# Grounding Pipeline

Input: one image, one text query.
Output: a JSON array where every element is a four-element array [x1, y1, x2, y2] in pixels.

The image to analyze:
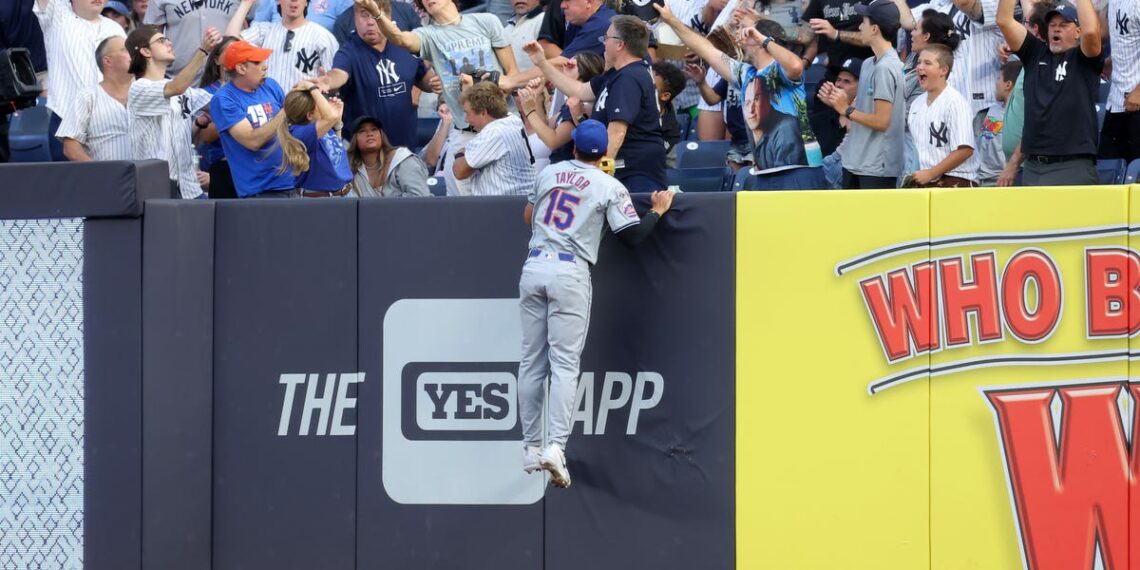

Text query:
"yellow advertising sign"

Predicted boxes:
[[738, 186, 1139, 570]]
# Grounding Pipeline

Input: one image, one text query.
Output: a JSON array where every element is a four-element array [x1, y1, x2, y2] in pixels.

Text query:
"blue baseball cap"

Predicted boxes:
[[102, 0, 131, 17], [1045, 2, 1078, 23], [571, 119, 608, 154], [854, 0, 900, 28]]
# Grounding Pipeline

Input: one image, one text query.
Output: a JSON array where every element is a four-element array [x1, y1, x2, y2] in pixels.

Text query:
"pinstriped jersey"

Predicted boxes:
[[241, 21, 338, 91], [1108, 0, 1140, 112], [920, 0, 1004, 114], [527, 160, 640, 265]]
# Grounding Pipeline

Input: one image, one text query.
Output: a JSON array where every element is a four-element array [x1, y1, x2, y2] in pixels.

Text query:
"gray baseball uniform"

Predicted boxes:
[[517, 160, 640, 451]]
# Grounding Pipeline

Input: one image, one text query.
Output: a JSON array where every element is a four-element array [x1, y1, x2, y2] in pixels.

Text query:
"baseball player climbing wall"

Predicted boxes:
[[737, 185, 1138, 570]]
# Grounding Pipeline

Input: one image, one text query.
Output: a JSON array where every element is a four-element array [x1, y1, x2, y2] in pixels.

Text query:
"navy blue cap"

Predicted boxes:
[[839, 57, 864, 79], [855, 0, 901, 28], [1045, 2, 1078, 23], [572, 119, 608, 154]]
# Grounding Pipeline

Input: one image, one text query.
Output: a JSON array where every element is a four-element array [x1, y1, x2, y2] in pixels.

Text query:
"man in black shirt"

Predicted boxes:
[[805, 0, 876, 155], [997, 0, 1103, 185]]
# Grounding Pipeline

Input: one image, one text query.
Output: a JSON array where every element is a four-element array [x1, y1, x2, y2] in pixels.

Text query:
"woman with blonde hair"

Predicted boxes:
[[347, 116, 430, 198], [277, 83, 354, 197]]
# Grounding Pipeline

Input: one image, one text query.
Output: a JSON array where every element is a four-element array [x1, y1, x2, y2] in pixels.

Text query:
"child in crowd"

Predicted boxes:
[[651, 61, 687, 167], [974, 60, 1022, 186], [277, 83, 354, 197], [905, 44, 977, 187]]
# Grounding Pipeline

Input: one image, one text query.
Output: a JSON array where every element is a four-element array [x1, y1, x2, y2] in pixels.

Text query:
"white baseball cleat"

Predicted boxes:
[[523, 445, 543, 474], [540, 443, 571, 488]]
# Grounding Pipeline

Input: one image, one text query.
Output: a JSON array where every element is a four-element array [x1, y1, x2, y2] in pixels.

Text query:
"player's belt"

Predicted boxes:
[[528, 248, 575, 262]]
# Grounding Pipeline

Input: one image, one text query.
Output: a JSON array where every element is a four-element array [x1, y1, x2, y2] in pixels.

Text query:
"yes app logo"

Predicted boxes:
[[382, 299, 544, 505]]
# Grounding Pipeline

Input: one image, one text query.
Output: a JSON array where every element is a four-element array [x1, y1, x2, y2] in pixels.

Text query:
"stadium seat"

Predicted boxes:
[[1097, 104, 1106, 133], [427, 175, 446, 197], [674, 111, 693, 140], [676, 140, 733, 169], [666, 167, 729, 192], [1098, 79, 1109, 105], [803, 55, 826, 91], [1124, 159, 1140, 184], [416, 117, 440, 149], [1096, 158, 1125, 185], [8, 99, 52, 163]]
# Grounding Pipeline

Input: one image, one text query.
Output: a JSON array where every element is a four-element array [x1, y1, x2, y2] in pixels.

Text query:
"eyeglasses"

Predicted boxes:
[[597, 34, 622, 44], [149, 36, 172, 46], [284, 30, 295, 52]]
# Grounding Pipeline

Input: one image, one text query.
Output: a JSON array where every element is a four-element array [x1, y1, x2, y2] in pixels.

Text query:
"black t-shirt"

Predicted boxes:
[[1015, 33, 1104, 157], [537, 1, 567, 48], [661, 102, 680, 152], [590, 62, 666, 185], [802, 0, 873, 70]]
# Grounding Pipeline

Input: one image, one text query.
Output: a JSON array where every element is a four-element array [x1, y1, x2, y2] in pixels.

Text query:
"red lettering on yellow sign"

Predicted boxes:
[[986, 383, 1137, 570]]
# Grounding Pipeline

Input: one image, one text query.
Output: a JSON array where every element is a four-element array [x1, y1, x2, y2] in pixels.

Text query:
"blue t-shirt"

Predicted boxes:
[[558, 5, 615, 57], [210, 79, 296, 197], [332, 36, 427, 148], [589, 61, 666, 185], [712, 79, 749, 146], [291, 123, 354, 191]]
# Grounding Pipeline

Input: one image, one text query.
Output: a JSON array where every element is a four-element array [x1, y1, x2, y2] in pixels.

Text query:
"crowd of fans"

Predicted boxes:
[[1, 0, 1137, 195]]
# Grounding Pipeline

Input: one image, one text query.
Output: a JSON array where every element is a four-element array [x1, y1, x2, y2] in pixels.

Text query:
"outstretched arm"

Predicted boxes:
[[523, 41, 595, 101], [655, 3, 733, 81]]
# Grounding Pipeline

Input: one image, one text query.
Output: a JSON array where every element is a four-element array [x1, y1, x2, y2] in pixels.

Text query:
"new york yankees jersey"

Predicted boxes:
[[921, 0, 1004, 114], [33, 0, 126, 120], [242, 21, 339, 90], [465, 115, 536, 197], [907, 85, 979, 180], [129, 79, 212, 199], [56, 85, 132, 161], [528, 160, 640, 265], [1108, 0, 1140, 112]]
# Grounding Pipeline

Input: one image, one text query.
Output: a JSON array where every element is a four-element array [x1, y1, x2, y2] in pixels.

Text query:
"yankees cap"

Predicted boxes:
[[1044, 3, 1078, 23], [839, 57, 864, 79], [572, 119, 608, 154], [223, 41, 273, 71], [855, 0, 901, 28]]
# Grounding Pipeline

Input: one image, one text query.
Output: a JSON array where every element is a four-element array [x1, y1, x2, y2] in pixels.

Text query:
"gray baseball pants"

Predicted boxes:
[[517, 251, 592, 450]]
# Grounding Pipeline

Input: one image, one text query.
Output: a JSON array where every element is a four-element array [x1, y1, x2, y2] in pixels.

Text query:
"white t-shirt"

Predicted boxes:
[[128, 78, 212, 198], [907, 84, 978, 180]]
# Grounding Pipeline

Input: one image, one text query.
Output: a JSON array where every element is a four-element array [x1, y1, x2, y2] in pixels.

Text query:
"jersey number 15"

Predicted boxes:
[[542, 189, 581, 231]]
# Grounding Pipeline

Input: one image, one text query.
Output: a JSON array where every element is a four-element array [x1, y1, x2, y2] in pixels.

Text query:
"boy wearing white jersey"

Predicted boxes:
[[126, 24, 221, 198], [518, 119, 674, 489], [906, 43, 978, 186]]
